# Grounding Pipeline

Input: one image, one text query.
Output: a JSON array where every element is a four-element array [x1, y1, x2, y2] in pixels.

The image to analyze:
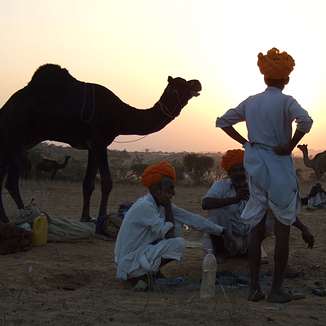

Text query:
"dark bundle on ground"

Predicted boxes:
[[0, 223, 33, 254]]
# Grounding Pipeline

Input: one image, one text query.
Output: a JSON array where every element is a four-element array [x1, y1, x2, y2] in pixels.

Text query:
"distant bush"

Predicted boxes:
[[183, 153, 214, 185], [23, 142, 223, 185]]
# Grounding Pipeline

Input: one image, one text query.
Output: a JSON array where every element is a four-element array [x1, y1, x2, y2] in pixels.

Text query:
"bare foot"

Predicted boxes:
[[133, 280, 148, 291], [267, 289, 292, 303], [248, 289, 265, 302]]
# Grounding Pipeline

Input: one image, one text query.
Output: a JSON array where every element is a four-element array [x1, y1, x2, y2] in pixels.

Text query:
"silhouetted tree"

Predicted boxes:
[[171, 159, 185, 182], [130, 163, 148, 177], [183, 153, 214, 184]]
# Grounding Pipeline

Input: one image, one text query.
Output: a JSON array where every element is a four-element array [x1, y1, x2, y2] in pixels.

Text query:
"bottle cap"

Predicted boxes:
[[207, 249, 213, 254]]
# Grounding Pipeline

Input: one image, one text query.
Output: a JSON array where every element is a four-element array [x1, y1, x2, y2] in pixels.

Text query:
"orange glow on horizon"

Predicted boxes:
[[0, 0, 325, 154]]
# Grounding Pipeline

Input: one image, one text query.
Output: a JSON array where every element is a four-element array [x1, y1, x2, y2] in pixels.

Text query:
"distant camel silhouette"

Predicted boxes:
[[0, 64, 201, 223], [297, 144, 326, 180], [36, 156, 71, 179]]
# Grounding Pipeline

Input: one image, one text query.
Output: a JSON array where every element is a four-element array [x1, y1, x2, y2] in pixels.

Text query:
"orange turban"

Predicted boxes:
[[221, 149, 244, 172], [257, 47, 295, 79], [141, 161, 176, 188]]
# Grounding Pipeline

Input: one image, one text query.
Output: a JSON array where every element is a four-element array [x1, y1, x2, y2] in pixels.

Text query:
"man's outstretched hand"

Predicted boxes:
[[302, 227, 315, 249]]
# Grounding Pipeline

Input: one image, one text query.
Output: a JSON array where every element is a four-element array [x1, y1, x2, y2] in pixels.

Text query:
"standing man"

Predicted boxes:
[[216, 48, 313, 303]]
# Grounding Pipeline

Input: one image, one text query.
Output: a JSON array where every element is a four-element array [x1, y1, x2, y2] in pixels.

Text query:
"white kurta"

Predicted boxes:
[[216, 87, 313, 226], [114, 193, 224, 280], [203, 179, 249, 236], [202, 179, 250, 255]]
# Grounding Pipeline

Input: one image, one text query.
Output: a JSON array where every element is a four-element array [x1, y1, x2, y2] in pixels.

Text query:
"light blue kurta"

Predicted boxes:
[[203, 179, 249, 236], [202, 179, 250, 255], [216, 87, 313, 226], [114, 193, 224, 280]]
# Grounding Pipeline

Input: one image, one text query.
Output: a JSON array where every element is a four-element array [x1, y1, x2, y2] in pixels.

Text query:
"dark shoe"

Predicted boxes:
[[267, 289, 292, 303], [131, 274, 154, 291], [248, 289, 265, 302]]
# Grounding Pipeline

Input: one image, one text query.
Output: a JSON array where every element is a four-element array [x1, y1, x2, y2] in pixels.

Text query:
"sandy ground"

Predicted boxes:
[[1, 180, 326, 326]]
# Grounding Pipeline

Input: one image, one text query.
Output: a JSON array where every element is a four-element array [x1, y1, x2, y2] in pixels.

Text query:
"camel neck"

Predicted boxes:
[[117, 103, 174, 136], [301, 149, 314, 167]]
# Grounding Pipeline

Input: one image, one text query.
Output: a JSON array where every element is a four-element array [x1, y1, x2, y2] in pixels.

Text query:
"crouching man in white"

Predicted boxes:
[[114, 161, 231, 290]]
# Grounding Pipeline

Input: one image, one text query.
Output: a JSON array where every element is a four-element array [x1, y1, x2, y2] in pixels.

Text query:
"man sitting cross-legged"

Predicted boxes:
[[114, 161, 233, 290]]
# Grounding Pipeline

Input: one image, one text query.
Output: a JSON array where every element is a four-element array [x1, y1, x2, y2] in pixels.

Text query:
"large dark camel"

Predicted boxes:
[[36, 155, 71, 179], [0, 64, 201, 223]]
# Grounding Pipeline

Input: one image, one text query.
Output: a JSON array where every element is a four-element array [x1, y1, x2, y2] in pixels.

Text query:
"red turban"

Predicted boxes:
[[257, 47, 295, 79], [221, 149, 244, 172], [141, 161, 176, 188]]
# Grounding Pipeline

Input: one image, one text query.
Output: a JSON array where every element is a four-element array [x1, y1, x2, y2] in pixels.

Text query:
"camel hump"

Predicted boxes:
[[28, 64, 77, 90]]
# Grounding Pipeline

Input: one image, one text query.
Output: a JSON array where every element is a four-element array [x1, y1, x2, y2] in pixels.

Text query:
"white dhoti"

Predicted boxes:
[[115, 193, 224, 280], [241, 143, 300, 227], [117, 237, 185, 279]]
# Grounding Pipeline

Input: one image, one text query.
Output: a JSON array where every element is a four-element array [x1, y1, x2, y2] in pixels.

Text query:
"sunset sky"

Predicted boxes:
[[1, 0, 325, 154]]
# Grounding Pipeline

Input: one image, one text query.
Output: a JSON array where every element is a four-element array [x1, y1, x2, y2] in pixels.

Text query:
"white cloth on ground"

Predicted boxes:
[[307, 192, 326, 209], [114, 193, 224, 280], [216, 87, 313, 227], [47, 217, 95, 242]]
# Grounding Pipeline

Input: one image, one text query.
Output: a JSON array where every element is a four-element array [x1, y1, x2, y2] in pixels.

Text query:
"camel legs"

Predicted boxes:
[[0, 151, 24, 223], [5, 153, 25, 211], [51, 169, 58, 180], [0, 162, 9, 223], [96, 147, 113, 218], [81, 149, 98, 219], [81, 146, 112, 219]]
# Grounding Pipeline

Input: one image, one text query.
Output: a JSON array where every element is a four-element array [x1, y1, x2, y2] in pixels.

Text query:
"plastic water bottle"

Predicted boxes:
[[200, 249, 217, 299]]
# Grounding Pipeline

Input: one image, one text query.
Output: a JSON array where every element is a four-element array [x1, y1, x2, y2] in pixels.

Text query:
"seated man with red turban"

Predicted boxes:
[[114, 161, 231, 289], [202, 150, 251, 259]]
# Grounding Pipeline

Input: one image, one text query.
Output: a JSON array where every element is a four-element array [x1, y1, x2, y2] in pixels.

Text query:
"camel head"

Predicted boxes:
[[297, 144, 308, 152], [158, 76, 202, 118]]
